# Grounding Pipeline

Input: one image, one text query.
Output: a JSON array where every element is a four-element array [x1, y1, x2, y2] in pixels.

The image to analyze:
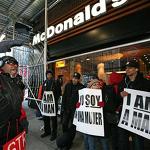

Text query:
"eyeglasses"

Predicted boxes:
[[5, 60, 18, 66]]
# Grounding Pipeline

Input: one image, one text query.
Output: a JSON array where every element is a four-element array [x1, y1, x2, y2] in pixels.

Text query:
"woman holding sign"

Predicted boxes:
[[118, 60, 150, 150], [83, 78, 111, 150]]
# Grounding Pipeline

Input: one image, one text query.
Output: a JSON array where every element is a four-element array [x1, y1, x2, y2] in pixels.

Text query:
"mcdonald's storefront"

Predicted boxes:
[[33, 0, 150, 84]]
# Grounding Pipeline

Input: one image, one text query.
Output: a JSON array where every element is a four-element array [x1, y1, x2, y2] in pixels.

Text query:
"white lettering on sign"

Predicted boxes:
[[32, 0, 128, 45]]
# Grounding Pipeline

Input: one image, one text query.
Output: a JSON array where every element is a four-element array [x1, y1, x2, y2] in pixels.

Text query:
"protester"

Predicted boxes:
[[61, 72, 84, 149], [40, 70, 61, 141], [83, 78, 110, 150], [0, 56, 26, 149], [118, 59, 150, 150], [62, 72, 85, 132], [104, 72, 123, 150]]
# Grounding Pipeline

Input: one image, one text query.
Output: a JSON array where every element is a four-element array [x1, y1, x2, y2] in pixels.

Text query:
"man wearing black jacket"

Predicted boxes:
[[0, 56, 25, 150], [118, 60, 150, 150], [40, 70, 61, 141], [62, 72, 85, 132]]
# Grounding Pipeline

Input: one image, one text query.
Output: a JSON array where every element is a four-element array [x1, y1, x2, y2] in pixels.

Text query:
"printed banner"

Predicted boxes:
[[3, 131, 26, 150], [57, 96, 62, 115], [38, 91, 56, 116], [73, 88, 104, 136], [118, 89, 150, 139]]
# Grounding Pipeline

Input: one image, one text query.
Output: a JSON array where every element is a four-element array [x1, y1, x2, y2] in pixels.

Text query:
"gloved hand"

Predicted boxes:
[[98, 101, 105, 108], [76, 102, 81, 108]]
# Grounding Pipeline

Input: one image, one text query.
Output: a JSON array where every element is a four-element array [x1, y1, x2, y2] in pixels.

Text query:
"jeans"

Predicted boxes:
[[99, 137, 110, 150], [84, 134, 96, 150]]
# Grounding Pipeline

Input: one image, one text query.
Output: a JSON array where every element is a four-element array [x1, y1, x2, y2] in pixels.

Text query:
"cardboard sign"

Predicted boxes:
[[73, 88, 104, 136], [38, 91, 56, 116], [118, 89, 150, 139], [3, 131, 26, 150]]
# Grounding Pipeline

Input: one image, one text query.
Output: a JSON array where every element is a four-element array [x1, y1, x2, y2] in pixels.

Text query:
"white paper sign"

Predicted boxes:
[[118, 89, 150, 140], [73, 88, 104, 136], [38, 91, 56, 116]]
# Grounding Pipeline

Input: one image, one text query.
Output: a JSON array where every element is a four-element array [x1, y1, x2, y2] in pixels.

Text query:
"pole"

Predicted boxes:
[[11, 20, 16, 57], [44, 0, 48, 80]]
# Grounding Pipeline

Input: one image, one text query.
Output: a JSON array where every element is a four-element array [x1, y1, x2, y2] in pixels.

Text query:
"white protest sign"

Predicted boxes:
[[118, 89, 150, 139], [38, 91, 56, 116], [73, 88, 104, 136], [57, 96, 62, 115]]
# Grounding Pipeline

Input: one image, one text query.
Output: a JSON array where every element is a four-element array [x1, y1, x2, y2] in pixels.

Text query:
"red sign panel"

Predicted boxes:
[[3, 131, 26, 150]]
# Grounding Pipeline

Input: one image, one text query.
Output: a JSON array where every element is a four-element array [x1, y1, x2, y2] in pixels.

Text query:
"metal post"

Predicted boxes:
[[13, 21, 15, 40], [12, 20, 16, 57], [44, 0, 48, 80]]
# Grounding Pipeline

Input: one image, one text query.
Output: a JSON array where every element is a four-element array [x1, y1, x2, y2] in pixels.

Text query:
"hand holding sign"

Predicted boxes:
[[98, 101, 105, 108], [120, 91, 128, 98], [76, 102, 81, 108]]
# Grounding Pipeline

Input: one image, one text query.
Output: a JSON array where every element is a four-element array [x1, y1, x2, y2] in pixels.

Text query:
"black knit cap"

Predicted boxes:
[[46, 70, 53, 75], [1, 56, 18, 65], [73, 72, 81, 79], [125, 60, 139, 68]]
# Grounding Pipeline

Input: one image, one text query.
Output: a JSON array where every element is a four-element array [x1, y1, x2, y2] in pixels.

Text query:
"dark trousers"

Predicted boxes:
[[118, 127, 144, 150], [62, 110, 74, 133], [43, 116, 57, 136], [56, 125, 76, 149], [110, 124, 119, 150]]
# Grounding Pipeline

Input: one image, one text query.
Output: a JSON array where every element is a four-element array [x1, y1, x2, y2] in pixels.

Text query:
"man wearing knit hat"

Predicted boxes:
[[0, 56, 25, 149], [40, 70, 61, 141]]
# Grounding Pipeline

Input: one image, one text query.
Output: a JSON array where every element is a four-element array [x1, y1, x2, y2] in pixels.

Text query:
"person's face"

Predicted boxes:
[[47, 73, 53, 80], [2, 63, 18, 77], [90, 82, 100, 89], [72, 77, 79, 85], [126, 67, 138, 77]]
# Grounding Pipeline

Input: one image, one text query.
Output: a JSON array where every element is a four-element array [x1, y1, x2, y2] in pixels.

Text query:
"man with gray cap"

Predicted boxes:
[[118, 59, 150, 150]]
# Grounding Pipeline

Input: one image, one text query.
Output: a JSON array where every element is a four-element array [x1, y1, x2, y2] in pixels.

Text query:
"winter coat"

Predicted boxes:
[[0, 73, 25, 145], [62, 81, 85, 113], [118, 72, 150, 109], [0, 73, 24, 127], [119, 72, 150, 93]]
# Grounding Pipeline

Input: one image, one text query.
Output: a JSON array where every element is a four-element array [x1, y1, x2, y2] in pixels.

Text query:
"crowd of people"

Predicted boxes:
[[0, 54, 150, 150]]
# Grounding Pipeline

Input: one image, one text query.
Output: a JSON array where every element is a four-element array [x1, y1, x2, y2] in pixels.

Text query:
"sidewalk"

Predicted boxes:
[[23, 101, 150, 150], [24, 101, 84, 150]]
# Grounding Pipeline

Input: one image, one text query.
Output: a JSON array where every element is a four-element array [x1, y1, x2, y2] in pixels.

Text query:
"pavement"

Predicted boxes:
[[23, 100, 84, 150]]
